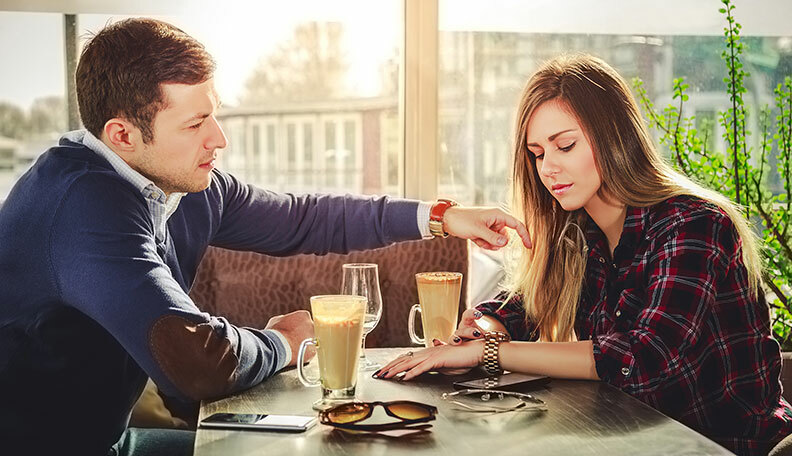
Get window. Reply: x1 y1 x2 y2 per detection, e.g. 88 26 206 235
2 1 789 205
0 1 402 199
0 12 65 198
324 120 337 188
286 123 297 169
343 120 357 188
303 122 314 186
437 0 792 205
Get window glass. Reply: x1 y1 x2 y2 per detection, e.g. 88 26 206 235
0 12 65 199
0 2 401 199
438 0 792 205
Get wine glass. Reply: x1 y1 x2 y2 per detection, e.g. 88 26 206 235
341 263 383 371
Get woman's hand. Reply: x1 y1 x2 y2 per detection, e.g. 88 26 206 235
374 340 484 381
449 308 487 345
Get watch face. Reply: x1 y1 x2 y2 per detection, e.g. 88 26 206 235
429 199 457 221
486 331 510 342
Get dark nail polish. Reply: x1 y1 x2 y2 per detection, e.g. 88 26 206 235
380 371 389 378
473 330 481 338
473 311 483 319
452 336 461 343
372 370 381 378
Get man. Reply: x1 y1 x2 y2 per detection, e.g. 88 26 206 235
0 18 530 456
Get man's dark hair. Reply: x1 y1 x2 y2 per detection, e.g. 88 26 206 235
76 18 216 143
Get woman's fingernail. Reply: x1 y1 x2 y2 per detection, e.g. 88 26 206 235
432 338 441 345
473 311 483 319
452 336 461 343
372 370 381 377
473 330 482 338
497 236 507 245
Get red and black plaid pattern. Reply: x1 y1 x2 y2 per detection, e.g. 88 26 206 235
477 195 792 455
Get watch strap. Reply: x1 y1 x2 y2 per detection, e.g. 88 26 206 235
482 330 510 376
428 199 458 238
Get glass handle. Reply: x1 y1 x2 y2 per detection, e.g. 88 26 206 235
408 303 424 345
296 338 320 387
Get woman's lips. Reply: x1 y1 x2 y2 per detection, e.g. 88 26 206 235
551 183 572 195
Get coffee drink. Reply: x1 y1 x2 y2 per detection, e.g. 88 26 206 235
297 295 366 410
409 272 462 347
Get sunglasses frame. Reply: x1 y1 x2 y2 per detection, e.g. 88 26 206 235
441 388 548 413
319 400 438 431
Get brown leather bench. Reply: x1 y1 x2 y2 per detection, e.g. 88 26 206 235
189 236 470 348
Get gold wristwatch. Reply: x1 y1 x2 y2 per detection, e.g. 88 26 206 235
482 330 511 376
428 199 458 238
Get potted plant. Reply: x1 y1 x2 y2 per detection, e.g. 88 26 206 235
632 0 792 390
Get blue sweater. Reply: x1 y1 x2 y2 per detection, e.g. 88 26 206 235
0 137 421 454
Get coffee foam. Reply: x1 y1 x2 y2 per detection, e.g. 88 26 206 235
416 272 462 283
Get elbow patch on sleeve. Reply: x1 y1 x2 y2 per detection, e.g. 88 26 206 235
148 315 239 401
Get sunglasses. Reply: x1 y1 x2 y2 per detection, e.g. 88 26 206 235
319 400 438 431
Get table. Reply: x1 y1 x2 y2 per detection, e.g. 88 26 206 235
195 348 732 456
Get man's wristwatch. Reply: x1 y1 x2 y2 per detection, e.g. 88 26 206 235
482 330 511 376
429 199 458 238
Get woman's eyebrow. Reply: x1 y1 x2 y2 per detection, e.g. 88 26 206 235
526 128 576 147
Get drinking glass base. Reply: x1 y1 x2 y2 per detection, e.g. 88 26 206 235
312 386 357 411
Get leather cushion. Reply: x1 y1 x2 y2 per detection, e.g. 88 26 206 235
189 237 469 347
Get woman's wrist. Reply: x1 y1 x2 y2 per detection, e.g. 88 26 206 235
464 339 486 365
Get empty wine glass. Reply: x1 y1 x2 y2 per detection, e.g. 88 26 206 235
341 263 383 371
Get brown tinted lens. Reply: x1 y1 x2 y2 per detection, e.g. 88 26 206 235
386 402 434 420
325 403 371 424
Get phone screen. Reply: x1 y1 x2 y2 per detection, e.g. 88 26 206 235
453 372 550 391
200 413 317 432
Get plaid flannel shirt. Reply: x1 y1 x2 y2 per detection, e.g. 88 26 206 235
477 195 792 455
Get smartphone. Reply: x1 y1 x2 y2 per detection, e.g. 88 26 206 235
453 372 550 391
199 412 317 432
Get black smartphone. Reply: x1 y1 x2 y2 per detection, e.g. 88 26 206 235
453 372 550 391
199 412 317 432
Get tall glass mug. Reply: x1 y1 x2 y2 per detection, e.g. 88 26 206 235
408 272 463 347
297 295 367 410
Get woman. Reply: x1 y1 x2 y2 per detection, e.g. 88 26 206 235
377 54 792 455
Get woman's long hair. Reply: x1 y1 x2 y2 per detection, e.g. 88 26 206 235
504 54 762 342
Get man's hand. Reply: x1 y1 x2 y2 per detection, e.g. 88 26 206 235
442 206 532 250
265 310 314 367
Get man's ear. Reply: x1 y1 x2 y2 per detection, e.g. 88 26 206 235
102 118 141 156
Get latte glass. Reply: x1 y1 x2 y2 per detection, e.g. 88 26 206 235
297 295 367 410
408 272 462 347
